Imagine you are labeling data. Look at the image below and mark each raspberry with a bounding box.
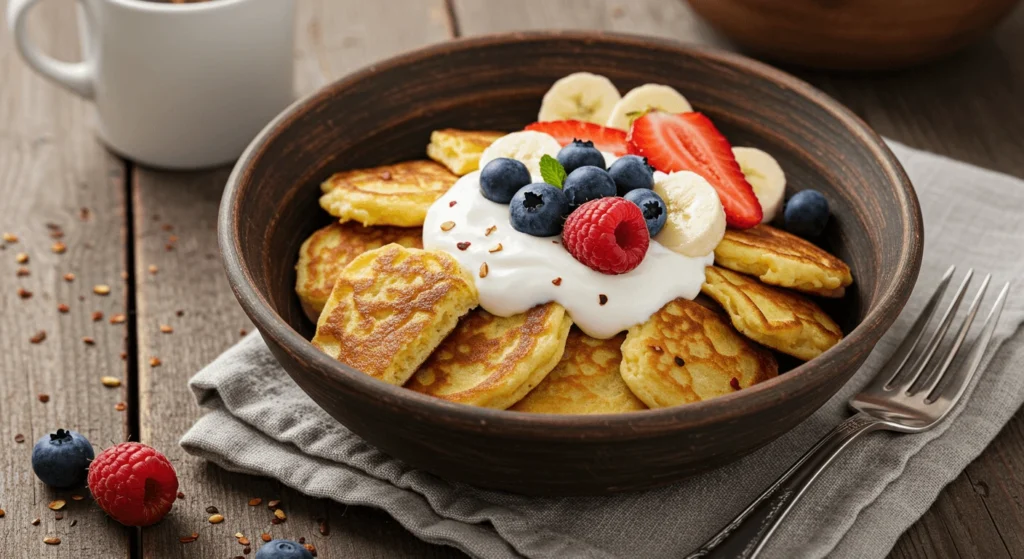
[87,442,178,526]
[562,197,650,274]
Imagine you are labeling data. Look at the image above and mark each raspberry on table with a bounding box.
[562,197,650,274]
[87,442,179,526]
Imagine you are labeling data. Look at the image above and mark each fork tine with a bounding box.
[897,268,974,392]
[926,281,1010,409]
[916,274,991,397]
[879,265,956,389]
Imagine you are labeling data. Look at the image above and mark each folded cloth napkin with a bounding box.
[183,141,1024,559]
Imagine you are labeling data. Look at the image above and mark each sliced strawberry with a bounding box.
[525,120,628,156]
[627,112,762,228]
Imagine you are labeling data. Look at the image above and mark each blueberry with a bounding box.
[256,539,314,559]
[509,183,570,237]
[480,157,531,204]
[608,155,655,196]
[624,189,667,237]
[31,429,94,488]
[562,166,616,209]
[557,139,606,175]
[783,189,830,237]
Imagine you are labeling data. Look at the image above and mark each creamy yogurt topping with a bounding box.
[422,170,714,339]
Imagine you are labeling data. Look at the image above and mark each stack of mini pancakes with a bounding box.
[296,129,853,413]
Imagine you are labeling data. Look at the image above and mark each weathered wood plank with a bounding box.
[0,0,131,557]
[134,1,457,557]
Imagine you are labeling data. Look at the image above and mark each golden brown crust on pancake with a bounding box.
[701,266,843,360]
[426,129,505,175]
[714,225,852,297]
[620,298,778,408]
[406,303,571,409]
[312,244,478,386]
[295,222,423,322]
[511,329,646,414]
[319,160,457,227]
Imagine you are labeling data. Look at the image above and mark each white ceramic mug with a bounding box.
[7,0,296,169]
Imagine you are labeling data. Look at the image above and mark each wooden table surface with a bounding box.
[2,1,1023,557]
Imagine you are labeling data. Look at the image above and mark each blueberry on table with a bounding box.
[31,429,94,488]
[509,183,570,237]
[784,189,830,237]
[562,166,616,209]
[557,139,606,174]
[480,157,532,204]
[255,539,314,559]
[608,154,655,195]
[624,188,668,237]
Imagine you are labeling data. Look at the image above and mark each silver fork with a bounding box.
[689,266,1011,559]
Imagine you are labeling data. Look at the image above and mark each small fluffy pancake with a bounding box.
[714,225,852,297]
[702,266,843,361]
[406,303,572,409]
[511,329,646,414]
[312,244,478,386]
[620,298,778,408]
[319,160,457,227]
[426,129,505,175]
[295,222,423,321]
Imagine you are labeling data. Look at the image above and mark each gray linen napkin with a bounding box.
[183,141,1024,559]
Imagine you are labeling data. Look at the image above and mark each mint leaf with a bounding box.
[539,154,567,188]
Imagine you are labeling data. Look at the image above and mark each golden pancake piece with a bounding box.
[312,244,478,386]
[620,298,778,408]
[319,160,457,227]
[714,225,852,298]
[511,329,646,414]
[702,266,843,361]
[295,222,424,322]
[426,129,505,176]
[406,303,572,410]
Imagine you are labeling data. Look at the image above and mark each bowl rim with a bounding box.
[219,30,923,439]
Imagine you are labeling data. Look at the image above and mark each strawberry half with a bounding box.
[627,112,762,228]
[525,120,628,156]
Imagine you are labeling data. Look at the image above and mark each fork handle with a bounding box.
[687,413,883,559]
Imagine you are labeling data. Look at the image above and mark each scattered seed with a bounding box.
[479,262,488,278]
[239,328,248,336]
[92,311,103,322]
[456,242,471,251]
[119,271,128,280]
[82,337,95,345]
[485,225,497,236]
[93,284,111,295]
[248,498,262,506]
[298,537,306,544]
[115,402,126,411]
[119,351,127,360]
[261,533,271,542]
[380,171,392,180]
[271,518,281,525]
[18,288,32,299]
[238,536,250,546]
[159,324,173,334]
[267,500,281,510]
[70,519,77,526]
[56,512,64,519]
[179,533,199,544]
[730,377,740,391]
[234,532,244,539]
[43,536,60,545]
[449,200,457,207]
[15,252,28,264]
[57,303,69,313]
[30,331,46,344]
[208,514,224,524]
[599,294,608,306]
[244,548,252,555]
[552,277,562,286]
[489,243,503,253]
[14,434,25,443]
[2,232,17,243]
[63,273,75,282]
[109,314,126,324]
[31,518,40,525]
[148,265,158,274]
[318,518,330,536]
[674,356,685,366]
[71,495,84,501]
[0,509,5,517]
[305,543,317,556]
[16,267,29,277]
[176,492,185,499]
[48,500,66,511]
[205,506,219,514]
[101,376,121,387]
[175,309,184,317]
[149,357,162,367]
[165,243,174,251]
[79,207,91,220]
[38,394,49,403]
[274,509,286,521]
[51,242,66,254]
[440,221,455,231]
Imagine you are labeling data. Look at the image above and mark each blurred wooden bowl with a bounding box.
[686,0,1020,70]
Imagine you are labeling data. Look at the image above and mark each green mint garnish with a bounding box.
[539,154,567,189]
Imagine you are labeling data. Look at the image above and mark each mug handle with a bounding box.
[6,0,95,99]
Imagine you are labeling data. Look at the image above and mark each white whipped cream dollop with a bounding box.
[422,171,713,339]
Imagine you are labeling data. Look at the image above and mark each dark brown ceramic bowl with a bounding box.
[219,32,923,495]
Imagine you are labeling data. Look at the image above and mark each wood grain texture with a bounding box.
[133,0,456,557]
[0,0,131,557]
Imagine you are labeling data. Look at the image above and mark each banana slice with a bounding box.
[478,131,563,177]
[733,147,786,223]
[538,72,621,124]
[653,171,727,257]
[605,84,693,131]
